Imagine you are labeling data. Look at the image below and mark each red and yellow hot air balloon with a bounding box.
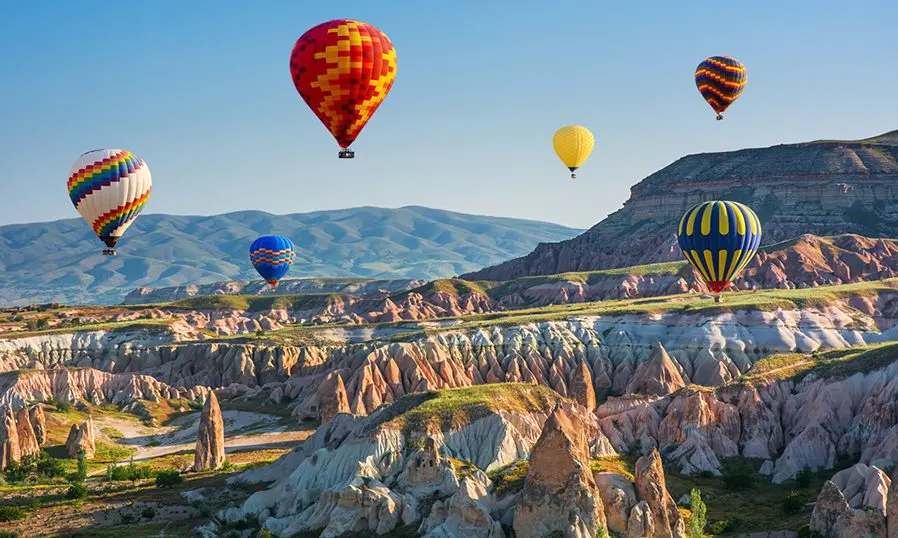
[694,56,747,120]
[289,19,397,158]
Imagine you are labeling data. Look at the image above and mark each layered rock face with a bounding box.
[194,392,225,471]
[0,368,207,410]
[513,406,607,538]
[8,297,898,409]
[465,131,898,280]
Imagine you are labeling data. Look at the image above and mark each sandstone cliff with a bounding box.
[464,131,898,280]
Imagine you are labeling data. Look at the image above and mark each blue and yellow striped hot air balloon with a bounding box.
[249,235,296,288]
[676,201,762,294]
[695,56,747,120]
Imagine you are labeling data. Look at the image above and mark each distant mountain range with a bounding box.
[0,206,581,306]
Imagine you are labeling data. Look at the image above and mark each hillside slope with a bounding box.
[0,206,581,306]
[464,130,898,280]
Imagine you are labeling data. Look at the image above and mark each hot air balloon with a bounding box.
[695,56,747,120]
[676,201,762,296]
[289,19,397,159]
[67,149,152,256]
[249,236,296,288]
[553,125,594,179]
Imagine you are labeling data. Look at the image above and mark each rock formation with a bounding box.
[513,406,607,538]
[319,372,351,424]
[29,404,46,445]
[594,472,637,535]
[569,360,596,411]
[810,463,890,537]
[633,449,686,538]
[464,131,898,280]
[65,415,96,458]
[225,384,575,537]
[14,407,39,458]
[625,343,687,397]
[194,392,225,471]
[0,406,20,469]
[418,470,504,538]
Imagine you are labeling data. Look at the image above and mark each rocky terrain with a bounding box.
[465,130,898,280]
[123,277,425,305]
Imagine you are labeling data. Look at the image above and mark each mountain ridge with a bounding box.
[464,129,898,281]
[0,206,582,306]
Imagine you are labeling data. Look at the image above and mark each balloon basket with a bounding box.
[102,249,117,256]
[338,149,355,159]
[570,173,577,179]
[716,115,724,121]
[714,294,723,303]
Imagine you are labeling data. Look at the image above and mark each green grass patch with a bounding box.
[100,427,124,439]
[94,442,137,463]
[488,460,529,496]
[371,383,558,435]
[664,458,831,534]
[590,455,636,482]
[740,342,898,384]
[169,293,356,313]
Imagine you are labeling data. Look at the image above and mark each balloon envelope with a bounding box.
[67,149,152,249]
[289,19,397,149]
[249,236,297,287]
[676,201,761,293]
[553,125,594,177]
[694,56,747,118]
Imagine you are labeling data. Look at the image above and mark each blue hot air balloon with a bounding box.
[249,235,296,287]
[676,201,762,294]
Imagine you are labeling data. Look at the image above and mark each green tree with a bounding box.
[74,450,88,482]
[688,488,707,538]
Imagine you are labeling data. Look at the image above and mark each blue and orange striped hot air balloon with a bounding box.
[695,56,747,120]
[676,201,762,294]
[249,236,296,288]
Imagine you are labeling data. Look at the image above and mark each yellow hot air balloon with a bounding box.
[553,125,594,179]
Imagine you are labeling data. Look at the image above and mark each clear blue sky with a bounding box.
[2,1,896,229]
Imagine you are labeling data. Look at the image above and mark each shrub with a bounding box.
[723,466,754,491]
[141,507,156,519]
[106,461,153,482]
[155,470,183,489]
[220,460,236,472]
[259,531,274,538]
[795,466,814,488]
[37,455,66,479]
[55,400,72,413]
[697,470,715,479]
[4,455,38,483]
[0,531,21,538]
[709,520,731,534]
[783,491,804,513]
[0,506,26,522]
[687,488,707,538]
[66,483,88,499]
